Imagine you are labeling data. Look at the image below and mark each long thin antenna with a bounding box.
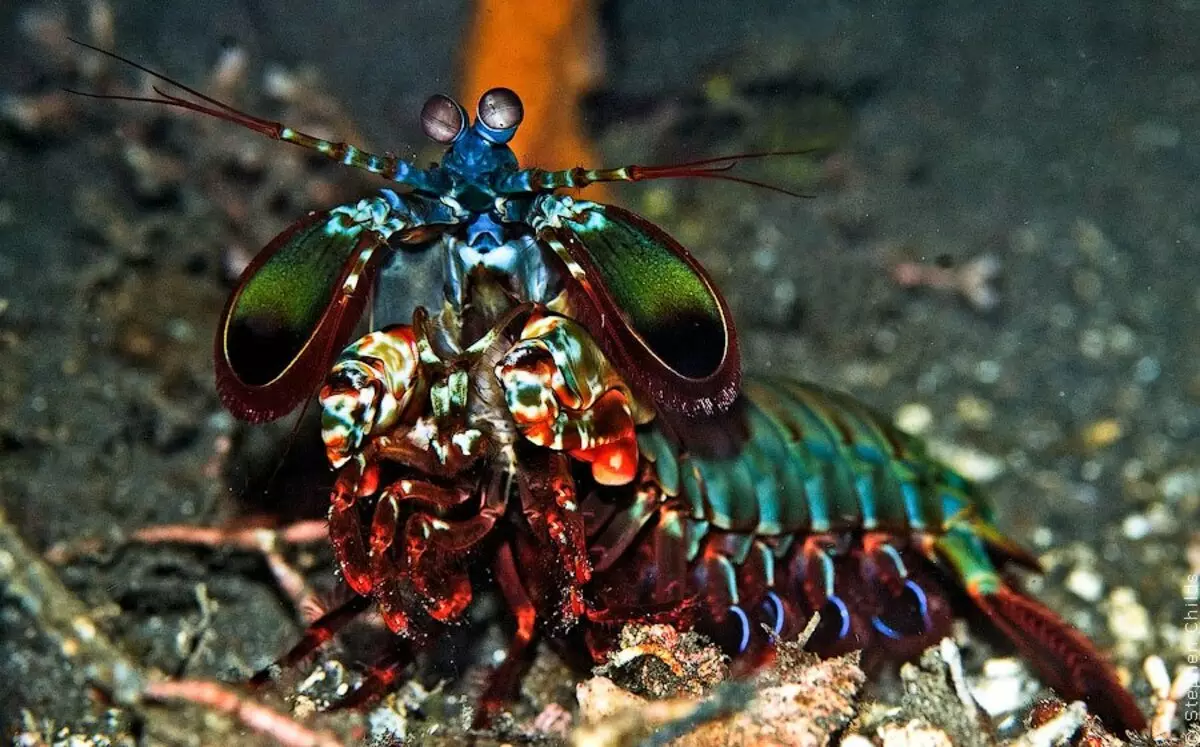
[506,148,824,198]
[65,38,417,182]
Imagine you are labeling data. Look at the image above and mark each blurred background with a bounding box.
[1,0,1197,742]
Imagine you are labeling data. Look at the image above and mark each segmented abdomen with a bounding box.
[584,376,1026,659]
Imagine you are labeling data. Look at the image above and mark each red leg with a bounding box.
[354,487,414,635]
[585,598,699,626]
[517,450,590,621]
[326,645,414,711]
[328,458,378,595]
[797,535,870,655]
[857,535,952,662]
[366,478,502,629]
[474,543,539,728]
[408,473,510,625]
[861,532,907,595]
[249,594,372,687]
[367,478,497,575]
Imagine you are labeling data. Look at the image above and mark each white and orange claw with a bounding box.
[320,325,423,467]
[497,313,641,486]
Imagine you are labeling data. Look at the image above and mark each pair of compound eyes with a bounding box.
[420,87,524,145]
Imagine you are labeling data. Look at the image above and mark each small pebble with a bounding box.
[1073,218,1113,259]
[895,403,933,435]
[1021,701,1089,746]
[927,441,1005,482]
[1144,502,1176,534]
[1106,587,1152,651]
[956,394,994,430]
[842,362,893,389]
[975,359,1001,384]
[772,279,797,308]
[367,699,408,743]
[1049,303,1076,329]
[1078,327,1106,358]
[118,328,157,361]
[1121,458,1146,481]
[1132,120,1181,150]
[1073,272,1104,303]
[291,695,317,720]
[752,245,777,271]
[971,657,1037,718]
[1186,539,1200,579]
[1122,513,1151,540]
[877,721,954,747]
[166,318,194,343]
[1031,526,1054,548]
[1133,356,1161,384]
[642,187,673,220]
[1107,324,1136,354]
[873,327,898,354]
[1065,567,1104,603]
[1081,419,1122,449]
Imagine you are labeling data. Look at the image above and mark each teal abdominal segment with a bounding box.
[642,376,1011,567]
[605,374,1017,663]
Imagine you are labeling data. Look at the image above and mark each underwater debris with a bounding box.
[594,624,729,699]
[890,254,1001,312]
[1143,655,1199,740]
[574,621,865,746]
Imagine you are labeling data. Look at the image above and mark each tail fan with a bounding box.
[970,584,1146,735]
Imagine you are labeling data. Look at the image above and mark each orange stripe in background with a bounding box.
[459,0,612,201]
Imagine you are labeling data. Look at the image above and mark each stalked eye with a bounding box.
[420,94,466,144]
[475,87,523,143]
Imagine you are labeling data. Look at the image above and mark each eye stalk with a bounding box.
[475,87,523,144]
[420,94,466,144]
